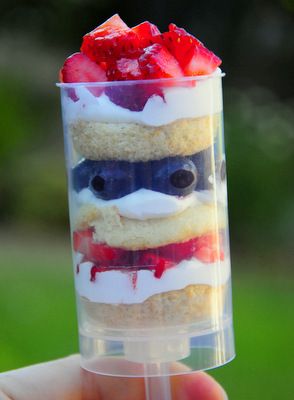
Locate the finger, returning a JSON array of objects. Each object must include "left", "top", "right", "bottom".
[
  {"left": 81, "top": 361, "right": 228, "bottom": 400},
  {"left": 0, "top": 355, "right": 82, "bottom": 400},
  {"left": 0, "top": 355, "right": 228, "bottom": 400},
  {"left": 172, "top": 371, "right": 228, "bottom": 400}
]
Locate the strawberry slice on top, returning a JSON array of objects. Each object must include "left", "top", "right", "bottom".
[
  {"left": 60, "top": 52, "right": 107, "bottom": 83},
  {"left": 81, "top": 14, "right": 141, "bottom": 62},
  {"left": 139, "top": 43, "right": 184, "bottom": 79},
  {"left": 156, "top": 23, "right": 222, "bottom": 76},
  {"left": 60, "top": 16, "right": 222, "bottom": 107},
  {"left": 107, "top": 58, "right": 144, "bottom": 81},
  {"left": 131, "top": 21, "right": 161, "bottom": 48},
  {"left": 182, "top": 44, "right": 222, "bottom": 76},
  {"left": 59, "top": 52, "right": 107, "bottom": 98}
]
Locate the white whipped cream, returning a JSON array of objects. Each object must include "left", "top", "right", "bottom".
[
  {"left": 75, "top": 257, "right": 230, "bottom": 304},
  {"left": 62, "top": 69, "right": 223, "bottom": 126},
  {"left": 76, "top": 188, "right": 201, "bottom": 220}
]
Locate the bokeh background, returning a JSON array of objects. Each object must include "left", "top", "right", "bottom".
[{"left": 0, "top": 1, "right": 293, "bottom": 398}]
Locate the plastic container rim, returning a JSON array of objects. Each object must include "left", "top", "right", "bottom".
[{"left": 56, "top": 71, "right": 225, "bottom": 88}]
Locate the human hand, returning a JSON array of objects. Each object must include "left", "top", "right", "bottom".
[{"left": 0, "top": 355, "right": 228, "bottom": 400}]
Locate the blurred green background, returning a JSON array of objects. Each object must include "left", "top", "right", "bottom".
[{"left": 0, "top": 1, "right": 293, "bottom": 399}]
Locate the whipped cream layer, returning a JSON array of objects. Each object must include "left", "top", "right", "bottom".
[
  {"left": 75, "top": 257, "right": 231, "bottom": 304},
  {"left": 62, "top": 69, "right": 223, "bottom": 127},
  {"left": 75, "top": 186, "right": 226, "bottom": 220},
  {"left": 76, "top": 188, "right": 203, "bottom": 220}
]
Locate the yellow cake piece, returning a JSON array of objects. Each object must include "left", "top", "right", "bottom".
[{"left": 70, "top": 114, "right": 220, "bottom": 162}]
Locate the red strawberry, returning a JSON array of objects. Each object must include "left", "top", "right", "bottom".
[
  {"left": 183, "top": 44, "right": 222, "bottom": 76},
  {"left": 73, "top": 228, "right": 93, "bottom": 254},
  {"left": 73, "top": 229, "right": 125, "bottom": 265},
  {"left": 93, "top": 13, "right": 129, "bottom": 32},
  {"left": 193, "top": 233, "right": 224, "bottom": 263},
  {"left": 155, "top": 24, "right": 201, "bottom": 66},
  {"left": 132, "top": 21, "right": 161, "bottom": 47},
  {"left": 155, "top": 23, "right": 221, "bottom": 76},
  {"left": 155, "top": 233, "right": 224, "bottom": 264},
  {"left": 59, "top": 52, "right": 106, "bottom": 83},
  {"left": 193, "top": 233, "right": 221, "bottom": 250},
  {"left": 59, "top": 52, "right": 107, "bottom": 98},
  {"left": 88, "top": 243, "right": 126, "bottom": 265},
  {"left": 81, "top": 14, "right": 141, "bottom": 62},
  {"left": 158, "top": 238, "right": 198, "bottom": 263},
  {"left": 107, "top": 58, "right": 144, "bottom": 81},
  {"left": 139, "top": 43, "right": 184, "bottom": 79}
]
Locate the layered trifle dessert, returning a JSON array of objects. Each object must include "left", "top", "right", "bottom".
[{"left": 59, "top": 15, "right": 231, "bottom": 331}]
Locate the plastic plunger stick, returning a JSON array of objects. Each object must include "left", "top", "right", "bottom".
[
  {"left": 144, "top": 362, "right": 172, "bottom": 400},
  {"left": 124, "top": 338, "right": 190, "bottom": 399}
]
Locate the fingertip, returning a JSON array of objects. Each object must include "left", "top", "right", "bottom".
[{"left": 173, "top": 371, "right": 228, "bottom": 400}]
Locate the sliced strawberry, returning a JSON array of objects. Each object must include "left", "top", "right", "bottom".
[
  {"left": 81, "top": 14, "right": 141, "bottom": 62},
  {"left": 91, "top": 13, "right": 129, "bottom": 33},
  {"left": 183, "top": 45, "right": 222, "bottom": 76},
  {"left": 73, "top": 228, "right": 93, "bottom": 254},
  {"left": 88, "top": 243, "right": 126, "bottom": 265},
  {"left": 59, "top": 52, "right": 107, "bottom": 98},
  {"left": 139, "top": 43, "right": 184, "bottom": 79},
  {"left": 193, "top": 233, "right": 224, "bottom": 263},
  {"left": 107, "top": 58, "right": 144, "bottom": 81},
  {"left": 73, "top": 229, "right": 224, "bottom": 281},
  {"left": 82, "top": 30, "right": 140, "bottom": 62},
  {"left": 60, "top": 52, "right": 106, "bottom": 83},
  {"left": 157, "top": 233, "right": 224, "bottom": 264},
  {"left": 132, "top": 21, "right": 161, "bottom": 48},
  {"left": 73, "top": 229, "right": 126, "bottom": 265},
  {"left": 193, "top": 233, "right": 221, "bottom": 250},
  {"left": 194, "top": 247, "right": 225, "bottom": 263},
  {"left": 158, "top": 238, "right": 198, "bottom": 263},
  {"left": 154, "top": 23, "right": 221, "bottom": 76},
  {"left": 154, "top": 24, "right": 201, "bottom": 66}
]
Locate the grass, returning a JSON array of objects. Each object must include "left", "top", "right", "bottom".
[{"left": 0, "top": 234, "right": 293, "bottom": 399}]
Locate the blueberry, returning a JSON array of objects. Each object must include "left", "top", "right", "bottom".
[
  {"left": 72, "top": 159, "right": 136, "bottom": 200},
  {"left": 72, "top": 159, "right": 96, "bottom": 192},
  {"left": 89, "top": 161, "right": 136, "bottom": 200},
  {"left": 151, "top": 157, "right": 198, "bottom": 196},
  {"left": 190, "top": 149, "right": 213, "bottom": 190}
]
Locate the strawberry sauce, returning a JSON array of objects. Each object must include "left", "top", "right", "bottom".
[{"left": 74, "top": 229, "right": 224, "bottom": 282}]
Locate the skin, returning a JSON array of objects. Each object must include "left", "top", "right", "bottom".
[{"left": 0, "top": 355, "right": 228, "bottom": 400}]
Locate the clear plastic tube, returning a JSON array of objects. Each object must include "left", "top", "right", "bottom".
[{"left": 58, "top": 73, "right": 235, "bottom": 381}]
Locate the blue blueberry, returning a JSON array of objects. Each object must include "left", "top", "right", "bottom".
[
  {"left": 72, "top": 159, "right": 136, "bottom": 200},
  {"left": 89, "top": 160, "right": 136, "bottom": 200},
  {"left": 151, "top": 157, "right": 198, "bottom": 196},
  {"left": 190, "top": 149, "right": 213, "bottom": 190},
  {"left": 72, "top": 159, "right": 95, "bottom": 192}
]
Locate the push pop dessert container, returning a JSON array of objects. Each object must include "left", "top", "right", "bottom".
[{"left": 58, "top": 14, "right": 235, "bottom": 399}]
